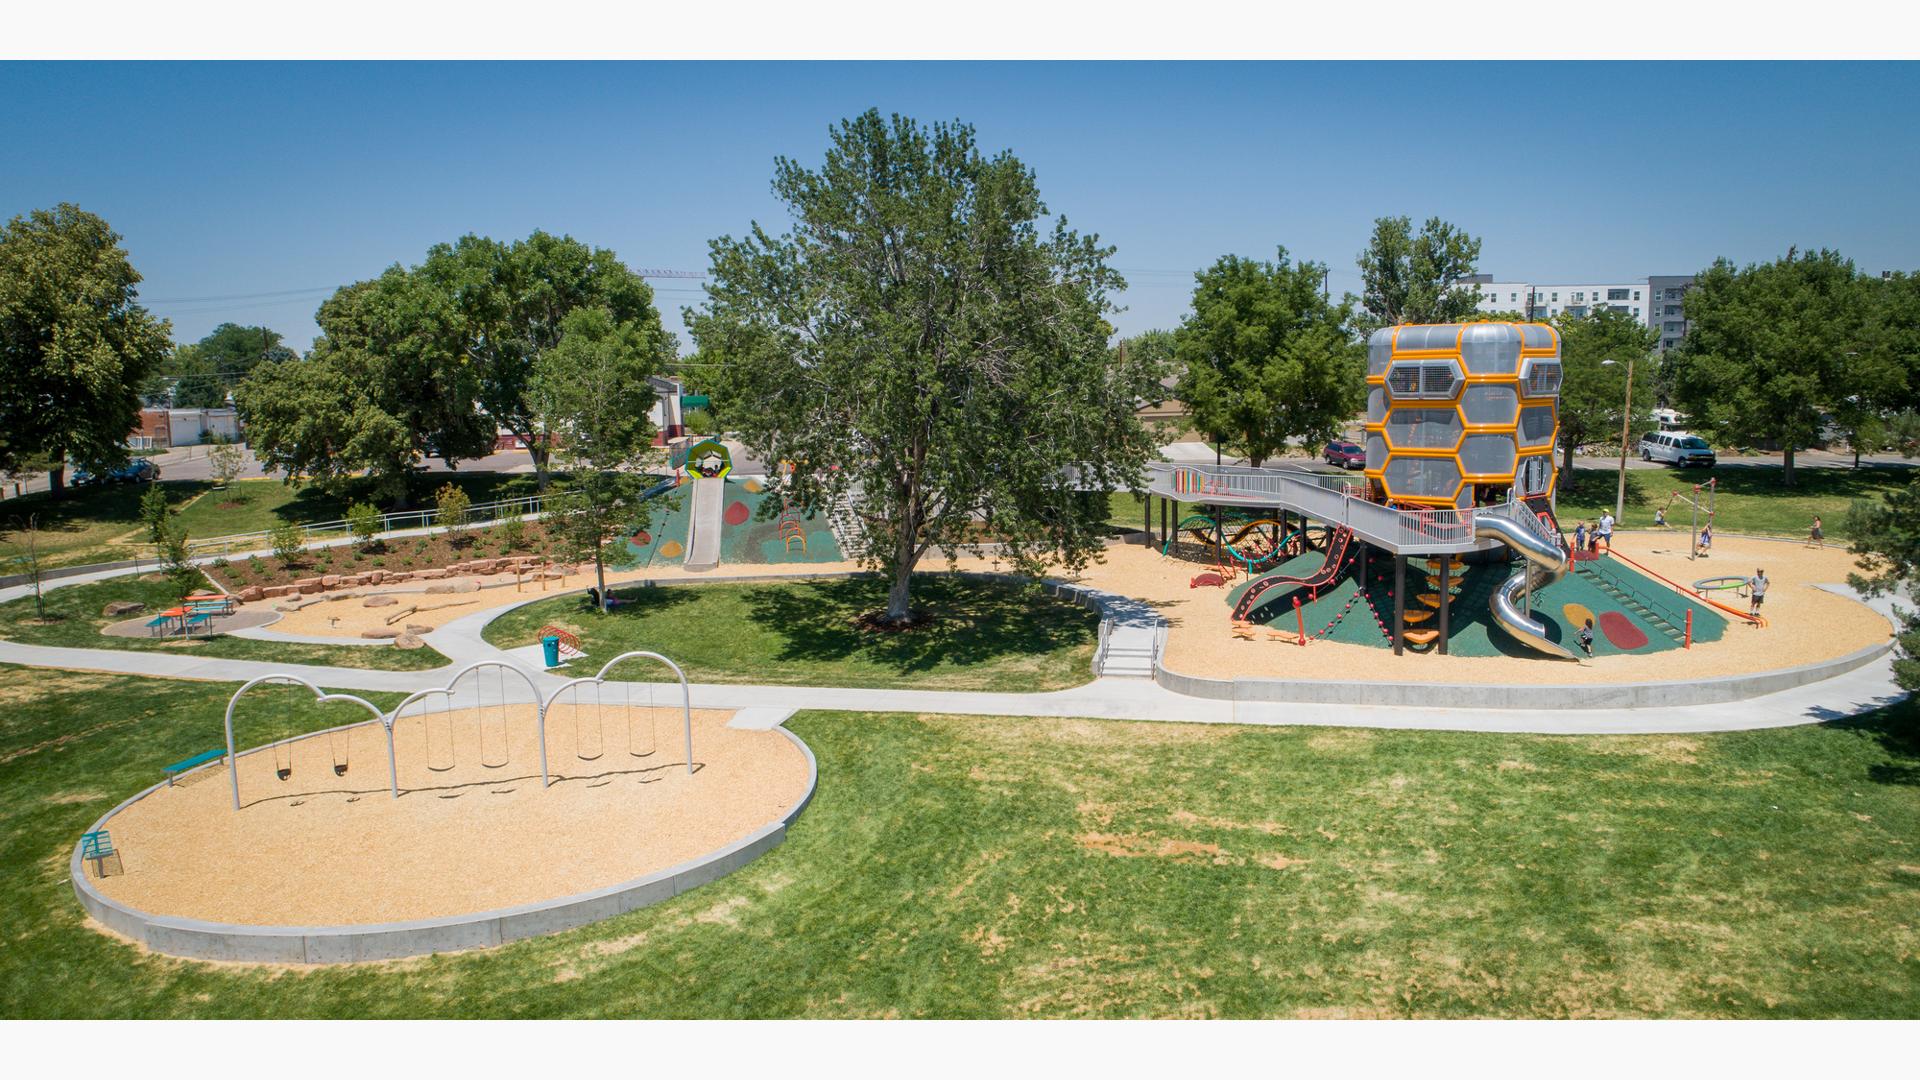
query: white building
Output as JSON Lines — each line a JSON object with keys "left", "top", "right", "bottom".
{"left": 1467, "top": 278, "right": 1648, "bottom": 324}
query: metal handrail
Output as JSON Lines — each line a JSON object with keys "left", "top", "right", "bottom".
{"left": 1576, "top": 554, "right": 1690, "bottom": 635}
{"left": 182, "top": 493, "right": 550, "bottom": 558}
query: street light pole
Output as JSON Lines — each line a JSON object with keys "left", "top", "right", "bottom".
{"left": 1603, "top": 356, "right": 1635, "bottom": 523}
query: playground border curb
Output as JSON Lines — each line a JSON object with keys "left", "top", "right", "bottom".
{"left": 1153, "top": 638, "right": 1894, "bottom": 710}
{"left": 71, "top": 725, "right": 818, "bottom": 964}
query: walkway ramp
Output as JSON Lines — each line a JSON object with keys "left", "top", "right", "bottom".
{"left": 683, "top": 477, "right": 724, "bottom": 572}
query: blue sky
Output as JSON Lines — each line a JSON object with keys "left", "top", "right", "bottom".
{"left": 2, "top": 61, "right": 1915, "bottom": 351}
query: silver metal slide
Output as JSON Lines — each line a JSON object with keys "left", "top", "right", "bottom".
{"left": 683, "top": 477, "right": 724, "bottom": 572}
{"left": 1471, "top": 507, "right": 1576, "bottom": 660}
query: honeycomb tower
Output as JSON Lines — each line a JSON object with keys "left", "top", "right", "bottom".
{"left": 1363, "top": 322, "right": 1560, "bottom": 508}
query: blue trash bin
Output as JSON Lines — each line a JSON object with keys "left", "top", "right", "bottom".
{"left": 541, "top": 635, "right": 561, "bottom": 667}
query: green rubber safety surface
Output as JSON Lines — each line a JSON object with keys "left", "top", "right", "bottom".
{"left": 1223, "top": 546, "right": 1729, "bottom": 658}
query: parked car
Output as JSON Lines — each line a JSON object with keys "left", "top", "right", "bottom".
{"left": 1323, "top": 441, "right": 1366, "bottom": 469}
{"left": 1639, "top": 431, "right": 1716, "bottom": 468}
{"left": 70, "top": 459, "right": 160, "bottom": 486}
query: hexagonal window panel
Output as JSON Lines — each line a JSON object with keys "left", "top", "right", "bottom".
{"left": 1384, "top": 408, "right": 1463, "bottom": 450}
{"left": 1520, "top": 357, "right": 1562, "bottom": 399}
{"left": 1518, "top": 405, "right": 1557, "bottom": 447}
{"left": 1459, "top": 433, "right": 1518, "bottom": 478}
{"left": 1460, "top": 383, "right": 1519, "bottom": 427}
{"left": 1517, "top": 453, "right": 1555, "bottom": 497}
{"left": 1365, "top": 433, "right": 1387, "bottom": 469}
{"left": 1381, "top": 455, "right": 1462, "bottom": 503}
{"left": 1384, "top": 359, "right": 1464, "bottom": 401}
{"left": 1366, "top": 386, "right": 1388, "bottom": 423}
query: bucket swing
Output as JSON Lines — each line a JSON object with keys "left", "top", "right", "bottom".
{"left": 627, "top": 676, "right": 658, "bottom": 759}
{"left": 273, "top": 710, "right": 294, "bottom": 781}
{"left": 576, "top": 681, "right": 606, "bottom": 761}
{"left": 329, "top": 725, "right": 349, "bottom": 777}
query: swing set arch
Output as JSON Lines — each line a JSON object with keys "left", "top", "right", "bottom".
{"left": 385, "top": 660, "right": 551, "bottom": 789}
{"left": 223, "top": 675, "right": 393, "bottom": 811}
{"left": 541, "top": 651, "right": 696, "bottom": 780}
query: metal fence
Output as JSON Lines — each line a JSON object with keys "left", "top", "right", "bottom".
{"left": 183, "top": 494, "right": 550, "bottom": 558}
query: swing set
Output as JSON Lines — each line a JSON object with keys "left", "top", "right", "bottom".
{"left": 220, "top": 653, "right": 696, "bottom": 812}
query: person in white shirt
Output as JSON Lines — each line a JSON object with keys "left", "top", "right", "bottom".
{"left": 1598, "top": 511, "right": 1615, "bottom": 553}
{"left": 1748, "top": 569, "right": 1768, "bottom": 617}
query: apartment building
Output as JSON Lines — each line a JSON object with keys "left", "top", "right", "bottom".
{"left": 1463, "top": 274, "right": 1695, "bottom": 352}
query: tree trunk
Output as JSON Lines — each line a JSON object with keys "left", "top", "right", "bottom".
{"left": 47, "top": 464, "right": 65, "bottom": 500}
{"left": 595, "top": 546, "right": 608, "bottom": 613}
{"left": 529, "top": 440, "right": 551, "bottom": 491}
{"left": 1782, "top": 444, "right": 1796, "bottom": 488}
{"left": 885, "top": 556, "right": 915, "bottom": 624}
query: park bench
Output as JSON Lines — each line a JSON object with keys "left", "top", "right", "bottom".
{"left": 164, "top": 747, "right": 227, "bottom": 786}
{"left": 80, "top": 829, "right": 119, "bottom": 878}
{"left": 145, "top": 614, "right": 178, "bottom": 636}
{"left": 182, "top": 611, "right": 213, "bottom": 635}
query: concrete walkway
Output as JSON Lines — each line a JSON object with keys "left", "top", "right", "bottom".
{"left": 2, "top": 548, "right": 1907, "bottom": 736}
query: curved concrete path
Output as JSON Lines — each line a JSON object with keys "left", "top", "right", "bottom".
{"left": 2, "top": 558, "right": 1907, "bottom": 736}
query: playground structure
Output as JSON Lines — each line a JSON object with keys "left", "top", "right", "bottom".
{"left": 1147, "top": 322, "right": 1583, "bottom": 659}
{"left": 1659, "top": 478, "right": 1719, "bottom": 558}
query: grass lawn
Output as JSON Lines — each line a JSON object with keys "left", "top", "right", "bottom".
{"left": 0, "top": 573, "right": 450, "bottom": 672}
{"left": 0, "top": 472, "right": 543, "bottom": 571}
{"left": 3, "top": 667, "right": 1916, "bottom": 1018}
{"left": 484, "top": 574, "right": 1099, "bottom": 692}
{"left": 1555, "top": 463, "right": 1916, "bottom": 539}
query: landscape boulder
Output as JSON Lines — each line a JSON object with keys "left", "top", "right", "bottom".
{"left": 363, "top": 595, "right": 399, "bottom": 608}
{"left": 424, "top": 583, "right": 456, "bottom": 595}
{"left": 102, "top": 600, "right": 146, "bottom": 618}
{"left": 236, "top": 586, "right": 264, "bottom": 603}
{"left": 404, "top": 624, "right": 434, "bottom": 636}
{"left": 360, "top": 628, "right": 401, "bottom": 640}
{"left": 393, "top": 633, "right": 425, "bottom": 650}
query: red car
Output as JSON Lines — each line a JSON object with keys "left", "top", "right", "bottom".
{"left": 1323, "top": 441, "right": 1366, "bottom": 469}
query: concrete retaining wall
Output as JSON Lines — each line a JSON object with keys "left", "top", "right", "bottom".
{"left": 72, "top": 727, "right": 818, "bottom": 964}
{"left": 1155, "top": 639, "right": 1893, "bottom": 709}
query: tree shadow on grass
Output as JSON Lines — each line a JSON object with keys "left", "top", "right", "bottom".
{"left": 1826, "top": 696, "right": 1920, "bottom": 787}
{"left": 742, "top": 575, "right": 1098, "bottom": 678}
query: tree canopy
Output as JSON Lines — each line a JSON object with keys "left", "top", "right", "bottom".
{"left": 0, "top": 204, "right": 172, "bottom": 495}
{"left": 1352, "top": 215, "right": 1484, "bottom": 335}
{"left": 413, "top": 231, "right": 670, "bottom": 486}
{"left": 1173, "top": 249, "right": 1363, "bottom": 467}
{"left": 690, "top": 110, "right": 1164, "bottom": 623}
{"left": 1553, "top": 306, "right": 1659, "bottom": 477}
{"left": 1666, "top": 249, "right": 1890, "bottom": 485}
{"left": 159, "top": 323, "right": 295, "bottom": 409}
{"left": 235, "top": 272, "right": 495, "bottom": 504}
{"left": 1845, "top": 475, "right": 1920, "bottom": 691}
{"left": 531, "top": 307, "right": 668, "bottom": 609}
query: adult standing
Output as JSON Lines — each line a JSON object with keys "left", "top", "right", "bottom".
{"left": 1598, "top": 511, "right": 1615, "bottom": 553}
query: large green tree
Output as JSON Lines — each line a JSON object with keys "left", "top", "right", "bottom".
{"left": 1846, "top": 477, "right": 1920, "bottom": 691}
{"left": 235, "top": 273, "right": 494, "bottom": 504}
{"left": 0, "top": 204, "right": 172, "bottom": 496}
{"left": 1553, "top": 306, "right": 1659, "bottom": 479}
{"left": 1667, "top": 249, "right": 1887, "bottom": 486}
{"left": 414, "top": 232, "right": 668, "bottom": 488}
{"left": 530, "top": 307, "right": 670, "bottom": 610}
{"left": 690, "top": 110, "right": 1163, "bottom": 624}
{"left": 1352, "top": 215, "right": 1484, "bottom": 335}
{"left": 161, "top": 323, "right": 295, "bottom": 408}
{"left": 1173, "top": 249, "right": 1364, "bottom": 467}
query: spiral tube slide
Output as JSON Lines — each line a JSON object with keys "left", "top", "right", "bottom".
{"left": 1471, "top": 509, "right": 1577, "bottom": 660}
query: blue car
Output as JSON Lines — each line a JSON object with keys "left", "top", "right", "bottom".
{"left": 71, "top": 459, "right": 160, "bottom": 486}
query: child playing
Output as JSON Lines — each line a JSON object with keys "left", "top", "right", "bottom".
{"left": 1698, "top": 523, "right": 1713, "bottom": 556}
{"left": 1574, "top": 521, "right": 1588, "bottom": 554}
{"left": 1748, "top": 568, "right": 1769, "bottom": 618}
{"left": 1808, "top": 515, "right": 1824, "bottom": 549}
{"left": 1654, "top": 506, "right": 1667, "bottom": 528}
{"left": 1578, "top": 618, "right": 1595, "bottom": 658}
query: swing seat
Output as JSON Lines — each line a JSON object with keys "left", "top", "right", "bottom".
{"left": 275, "top": 767, "right": 291, "bottom": 781}
{"left": 333, "top": 763, "right": 348, "bottom": 777}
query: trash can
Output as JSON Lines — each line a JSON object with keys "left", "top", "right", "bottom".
{"left": 541, "top": 635, "right": 561, "bottom": 668}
